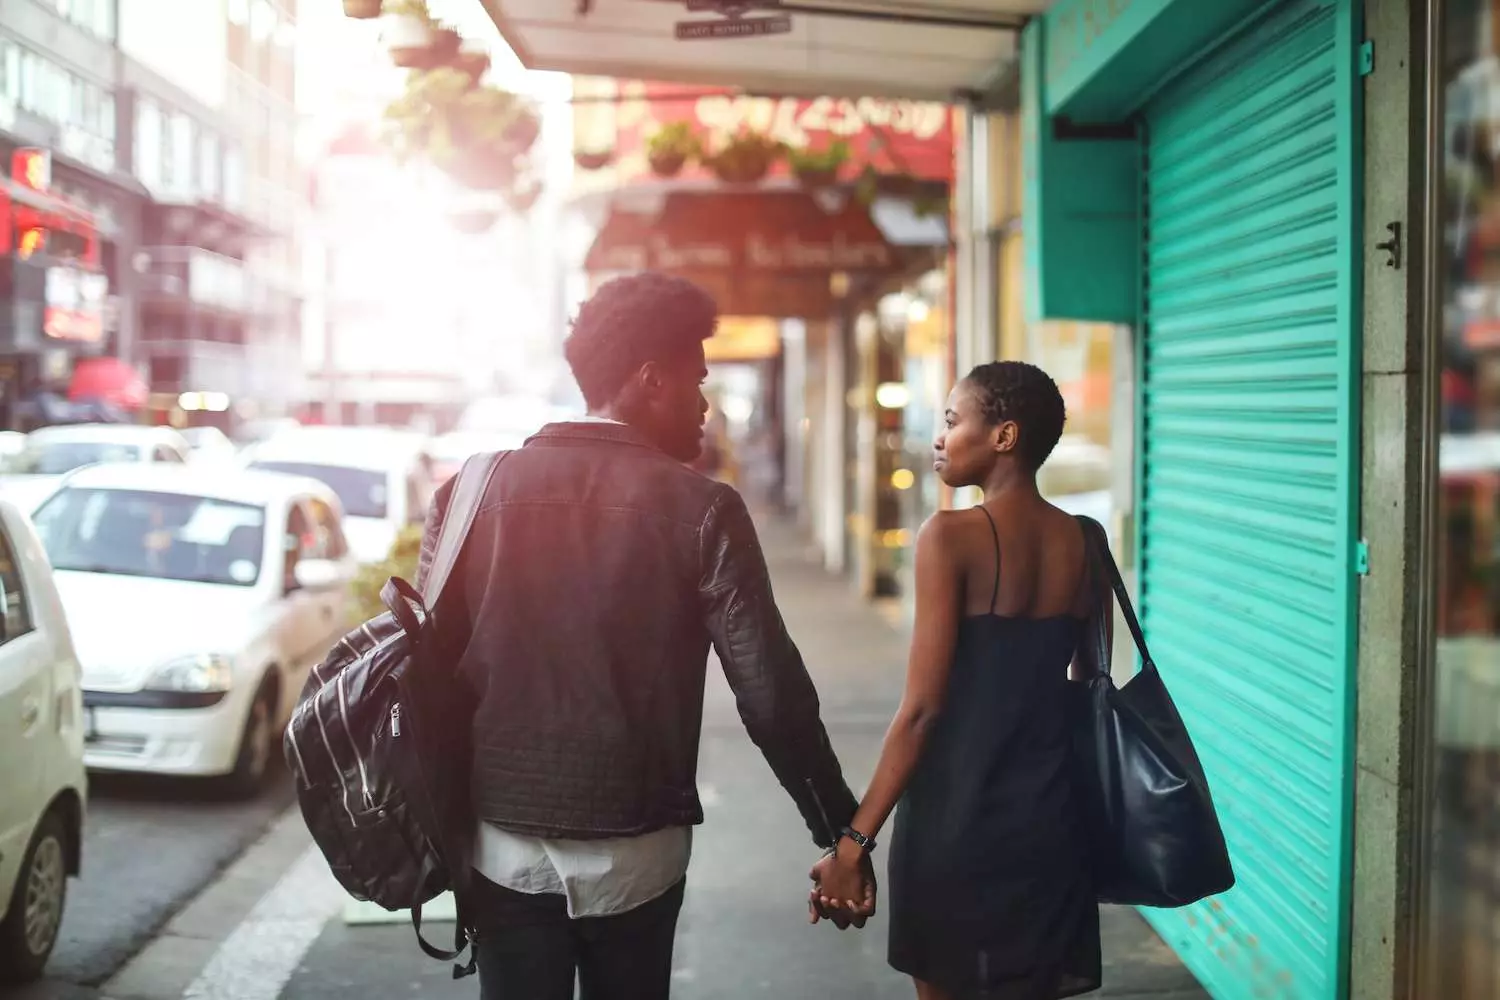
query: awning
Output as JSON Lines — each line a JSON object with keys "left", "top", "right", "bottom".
{"left": 68, "top": 357, "right": 149, "bottom": 410}
{"left": 585, "top": 186, "right": 902, "bottom": 317}
{"left": 481, "top": 1, "right": 1043, "bottom": 102}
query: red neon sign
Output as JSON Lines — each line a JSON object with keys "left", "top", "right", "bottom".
{"left": 12, "top": 148, "right": 50, "bottom": 192}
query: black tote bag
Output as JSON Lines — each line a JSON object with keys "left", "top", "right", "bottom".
{"left": 1070, "top": 516, "right": 1235, "bottom": 908}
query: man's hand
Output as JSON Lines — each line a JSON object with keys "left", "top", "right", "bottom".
{"left": 807, "top": 846, "right": 876, "bottom": 929}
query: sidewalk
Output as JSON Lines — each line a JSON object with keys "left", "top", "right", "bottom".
{"left": 106, "top": 513, "right": 1207, "bottom": 1000}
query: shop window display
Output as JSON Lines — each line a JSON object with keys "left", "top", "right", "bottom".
{"left": 1427, "top": 2, "right": 1500, "bottom": 994}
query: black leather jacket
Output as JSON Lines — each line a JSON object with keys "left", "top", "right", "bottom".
{"left": 417, "top": 421, "right": 857, "bottom": 846}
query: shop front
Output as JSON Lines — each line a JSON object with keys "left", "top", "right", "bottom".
{"left": 0, "top": 147, "right": 115, "bottom": 428}
{"left": 1021, "top": 1, "right": 1365, "bottom": 997}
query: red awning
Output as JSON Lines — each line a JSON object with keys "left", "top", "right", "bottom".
{"left": 69, "top": 357, "right": 149, "bottom": 410}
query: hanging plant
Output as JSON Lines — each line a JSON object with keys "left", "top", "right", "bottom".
{"left": 787, "top": 139, "right": 851, "bottom": 189}
{"left": 381, "top": 0, "right": 438, "bottom": 67}
{"left": 704, "top": 129, "right": 783, "bottom": 186}
{"left": 382, "top": 69, "right": 541, "bottom": 194}
{"left": 506, "top": 179, "right": 543, "bottom": 214}
{"left": 453, "top": 41, "right": 490, "bottom": 84}
{"left": 646, "top": 121, "right": 702, "bottom": 179}
{"left": 449, "top": 208, "right": 500, "bottom": 234}
{"left": 429, "top": 25, "right": 462, "bottom": 62}
{"left": 574, "top": 147, "right": 614, "bottom": 171}
{"left": 343, "top": 0, "right": 382, "bottom": 17}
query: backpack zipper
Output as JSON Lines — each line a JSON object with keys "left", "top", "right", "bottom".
{"left": 390, "top": 703, "right": 402, "bottom": 738}
{"left": 337, "top": 671, "right": 375, "bottom": 810}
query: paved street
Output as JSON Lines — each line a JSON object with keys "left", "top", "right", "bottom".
{"left": 11, "top": 513, "right": 1207, "bottom": 1000}
{"left": 9, "top": 768, "right": 295, "bottom": 999}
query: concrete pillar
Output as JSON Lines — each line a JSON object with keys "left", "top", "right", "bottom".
{"left": 1350, "top": 1, "right": 1432, "bottom": 997}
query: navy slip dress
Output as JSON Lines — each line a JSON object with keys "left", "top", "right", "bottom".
{"left": 887, "top": 507, "right": 1101, "bottom": 1000}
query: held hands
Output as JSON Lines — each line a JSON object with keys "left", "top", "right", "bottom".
{"left": 807, "top": 841, "right": 877, "bottom": 930}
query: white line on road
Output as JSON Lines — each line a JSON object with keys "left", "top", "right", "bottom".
{"left": 181, "top": 847, "right": 345, "bottom": 1000}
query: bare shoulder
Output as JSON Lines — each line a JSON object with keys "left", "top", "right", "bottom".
{"left": 917, "top": 508, "right": 985, "bottom": 559}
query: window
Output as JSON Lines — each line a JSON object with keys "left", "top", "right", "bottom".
{"left": 304, "top": 498, "right": 348, "bottom": 559}
{"left": 223, "top": 145, "right": 246, "bottom": 210}
{"left": 199, "top": 133, "right": 221, "bottom": 199}
{"left": 135, "top": 100, "right": 162, "bottom": 187}
{"left": 283, "top": 504, "right": 310, "bottom": 590}
{"left": 0, "top": 42, "right": 18, "bottom": 104}
{"left": 33, "top": 489, "right": 266, "bottom": 588}
{"left": 0, "top": 527, "right": 34, "bottom": 642}
{"left": 250, "top": 462, "right": 388, "bottom": 519}
{"left": 152, "top": 445, "right": 186, "bottom": 464}
{"left": 100, "top": 91, "right": 115, "bottom": 142}
{"left": 168, "top": 114, "right": 195, "bottom": 193}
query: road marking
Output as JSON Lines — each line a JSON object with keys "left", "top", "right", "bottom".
{"left": 181, "top": 847, "right": 345, "bottom": 1000}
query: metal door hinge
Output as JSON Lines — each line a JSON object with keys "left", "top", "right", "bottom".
{"left": 1376, "top": 221, "right": 1402, "bottom": 269}
{"left": 1359, "top": 40, "right": 1374, "bottom": 76}
{"left": 1354, "top": 540, "right": 1370, "bottom": 576}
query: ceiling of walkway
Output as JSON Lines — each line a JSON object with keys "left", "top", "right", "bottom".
{"left": 480, "top": 1, "right": 1054, "bottom": 102}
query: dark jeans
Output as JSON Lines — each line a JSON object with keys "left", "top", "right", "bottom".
{"left": 472, "top": 873, "right": 686, "bottom": 1000}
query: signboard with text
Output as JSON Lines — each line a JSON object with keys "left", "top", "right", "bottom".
{"left": 571, "top": 77, "right": 953, "bottom": 194}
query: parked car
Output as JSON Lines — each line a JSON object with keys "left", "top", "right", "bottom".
{"left": 423, "top": 429, "right": 529, "bottom": 486}
{"left": 179, "top": 426, "right": 240, "bottom": 465}
{"left": 0, "top": 497, "right": 85, "bottom": 983}
{"left": 30, "top": 464, "right": 356, "bottom": 795}
{"left": 0, "top": 424, "right": 192, "bottom": 514}
{"left": 243, "top": 430, "right": 434, "bottom": 564}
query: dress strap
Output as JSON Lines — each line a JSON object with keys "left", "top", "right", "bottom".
{"left": 977, "top": 505, "right": 1001, "bottom": 614}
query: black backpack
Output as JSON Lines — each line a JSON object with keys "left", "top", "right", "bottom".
{"left": 284, "top": 452, "right": 503, "bottom": 978}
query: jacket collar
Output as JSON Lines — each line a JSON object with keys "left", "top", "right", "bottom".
{"left": 527, "top": 420, "right": 665, "bottom": 453}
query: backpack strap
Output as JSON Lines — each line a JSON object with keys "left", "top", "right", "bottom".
{"left": 421, "top": 451, "right": 508, "bottom": 605}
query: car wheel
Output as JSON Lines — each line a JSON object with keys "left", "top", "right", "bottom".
{"left": 0, "top": 810, "right": 68, "bottom": 984}
{"left": 223, "top": 686, "right": 275, "bottom": 799}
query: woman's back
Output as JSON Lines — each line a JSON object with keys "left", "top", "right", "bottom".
{"left": 887, "top": 501, "right": 1101, "bottom": 999}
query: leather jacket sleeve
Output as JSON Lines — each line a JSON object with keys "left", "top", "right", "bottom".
{"left": 698, "top": 486, "right": 858, "bottom": 848}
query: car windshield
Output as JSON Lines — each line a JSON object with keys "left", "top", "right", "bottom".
{"left": 1, "top": 440, "right": 142, "bottom": 475}
{"left": 33, "top": 488, "right": 266, "bottom": 586}
{"left": 250, "top": 461, "right": 388, "bottom": 519}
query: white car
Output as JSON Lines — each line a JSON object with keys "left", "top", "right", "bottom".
{"left": 244, "top": 430, "right": 433, "bottom": 564}
{"left": 0, "top": 498, "right": 85, "bottom": 983}
{"left": 30, "top": 465, "right": 356, "bottom": 795}
{"left": 179, "top": 426, "right": 240, "bottom": 465}
{"left": 0, "top": 424, "right": 193, "bottom": 514}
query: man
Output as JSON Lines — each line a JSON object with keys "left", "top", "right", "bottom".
{"left": 417, "top": 273, "right": 870, "bottom": 999}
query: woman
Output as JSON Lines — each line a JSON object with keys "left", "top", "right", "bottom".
{"left": 812, "top": 361, "right": 1102, "bottom": 1000}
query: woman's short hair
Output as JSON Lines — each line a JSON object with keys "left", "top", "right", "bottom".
{"left": 964, "top": 361, "right": 1067, "bottom": 470}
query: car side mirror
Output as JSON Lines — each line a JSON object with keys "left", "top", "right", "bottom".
{"left": 293, "top": 558, "right": 341, "bottom": 592}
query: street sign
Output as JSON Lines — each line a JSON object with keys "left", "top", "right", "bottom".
{"left": 675, "top": 14, "right": 791, "bottom": 39}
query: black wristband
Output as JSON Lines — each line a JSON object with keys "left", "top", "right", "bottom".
{"left": 839, "top": 825, "right": 876, "bottom": 854}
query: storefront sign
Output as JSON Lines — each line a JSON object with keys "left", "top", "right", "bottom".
{"left": 675, "top": 15, "right": 791, "bottom": 40}
{"left": 43, "top": 265, "right": 107, "bottom": 343}
{"left": 571, "top": 78, "right": 953, "bottom": 190}
{"left": 586, "top": 190, "right": 898, "bottom": 279}
{"left": 13, "top": 148, "right": 51, "bottom": 193}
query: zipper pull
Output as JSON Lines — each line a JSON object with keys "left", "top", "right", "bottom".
{"left": 390, "top": 703, "right": 402, "bottom": 738}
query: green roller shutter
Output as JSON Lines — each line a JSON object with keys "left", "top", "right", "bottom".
{"left": 1136, "top": 0, "right": 1360, "bottom": 997}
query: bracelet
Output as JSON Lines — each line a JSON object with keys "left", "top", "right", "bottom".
{"left": 839, "top": 825, "right": 877, "bottom": 855}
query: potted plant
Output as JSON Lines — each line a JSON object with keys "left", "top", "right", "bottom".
{"left": 506, "top": 179, "right": 543, "bottom": 214}
{"left": 343, "top": 0, "right": 382, "bottom": 17}
{"left": 574, "top": 147, "right": 615, "bottom": 171}
{"left": 381, "top": 0, "right": 437, "bottom": 66}
{"left": 448, "top": 208, "right": 500, "bottom": 234}
{"left": 787, "top": 139, "right": 851, "bottom": 188}
{"left": 429, "top": 23, "right": 462, "bottom": 63}
{"left": 704, "top": 129, "right": 783, "bottom": 185}
{"left": 646, "top": 121, "right": 701, "bottom": 178}
{"left": 380, "top": 67, "right": 472, "bottom": 161}
{"left": 454, "top": 40, "right": 490, "bottom": 83}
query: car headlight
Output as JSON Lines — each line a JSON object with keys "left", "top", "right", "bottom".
{"left": 145, "top": 654, "right": 236, "bottom": 693}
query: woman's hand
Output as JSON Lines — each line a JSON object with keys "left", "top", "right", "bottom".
{"left": 808, "top": 843, "right": 876, "bottom": 927}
